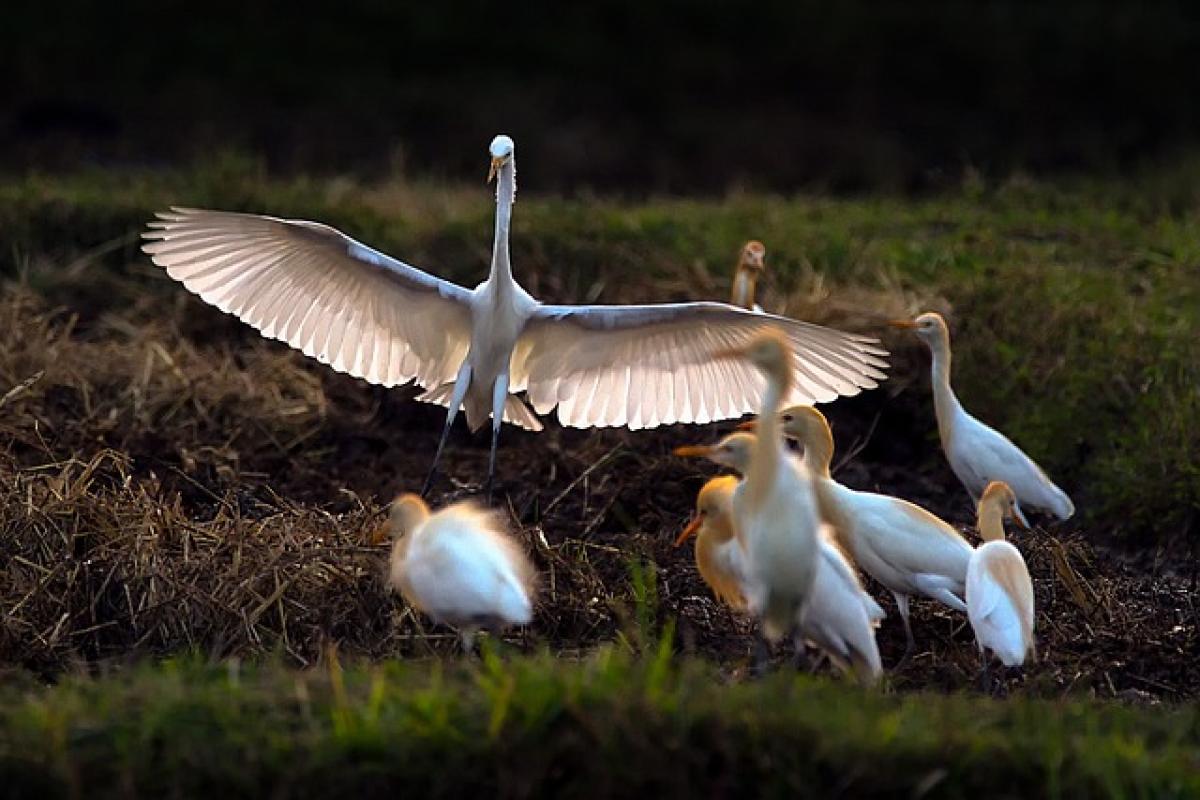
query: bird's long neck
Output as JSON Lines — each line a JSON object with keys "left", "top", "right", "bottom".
{"left": 928, "top": 332, "right": 962, "bottom": 441}
{"left": 977, "top": 499, "right": 1007, "bottom": 543}
{"left": 801, "top": 421, "right": 835, "bottom": 480}
{"left": 746, "top": 366, "right": 789, "bottom": 502}
{"left": 731, "top": 267, "right": 758, "bottom": 310}
{"left": 487, "top": 158, "right": 517, "bottom": 293}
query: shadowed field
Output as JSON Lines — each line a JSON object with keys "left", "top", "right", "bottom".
{"left": 1, "top": 168, "right": 1198, "bottom": 795}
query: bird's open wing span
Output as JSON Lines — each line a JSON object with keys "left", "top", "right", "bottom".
{"left": 142, "top": 207, "right": 473, "bottom": 390}
{"left": 511, "top": 302, "right": 888, "bottom": 429}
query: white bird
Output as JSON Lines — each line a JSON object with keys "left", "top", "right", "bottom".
{"left": 714, "top": 332, "right": 821, "bottom": 647}
{"left": 730, "top": 240, "right": 767, "bottom": 312}
{"left": 967, "top": 481, "right": 1036, "bottom": 673}
{"left": 380, "top": 492, "right": 535, "bottom": 651}
{"left": 142, "top": 135, "right": 888, "bottom": 500}
{"left": 675, "top": 445, "right": 884, "bottom": 683}
{"left": 892, "top": 312, "right": 1073, "bottom": 524}
{"left": 772, "top": 405, "right": 974, "bottom": 664}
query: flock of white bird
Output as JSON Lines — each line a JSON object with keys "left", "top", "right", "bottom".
{"left": 142, "top": 134, "right": 1073, "bottom": 686}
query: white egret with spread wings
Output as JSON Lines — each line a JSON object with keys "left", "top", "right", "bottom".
{"left": 143, "top": 135, "right": 887, "bottom": 498}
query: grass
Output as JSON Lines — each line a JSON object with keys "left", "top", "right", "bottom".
{"left": 1, "top": 650, "right": 1199, "bottom": 799}
{"left": 3, "top": 161, "right": 1197, "bottom": 544}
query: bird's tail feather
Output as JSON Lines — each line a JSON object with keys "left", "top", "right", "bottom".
{"left": 415, "top": 383, "right": 544, "bottom": 432}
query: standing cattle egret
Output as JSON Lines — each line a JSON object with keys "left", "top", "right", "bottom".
{"left": 714, "top": 332, "right": 821, "bottom": 645}
{"left": 676, "top": 442, "right": 884, "bottom": 683}
{"left": 891, "top": 312, "right": 1073, "bottom": 523}
{"left": 674, "top": 475, "right": 752, "bottom": 610}
{"left": 382, "top": 492, "right": 535, "bottom": 651}
{"left": 773, "top": 405, "right": 973, "bottom": 664}
{"left": 142, "top": 135, "right": 887, "bottom": 501}
{"left": 968, "top": 481, "right": 1036, "bottom": 673}
{"left": 730, "top": 240, "right": 767, "bottom": 311}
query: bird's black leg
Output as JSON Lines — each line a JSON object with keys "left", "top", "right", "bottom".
{"left": 485, "top": 374, "right": 509, "bottom": 503}
{"left": 978, "top": 648, "right": 991, "bottom": 693}
{"left": 894, "top": 592, "right": 916, "bottom": 670}
{"left": 752, "top": 635, "right": 772, "bottom": 678}
{"left": 422, "top": 365, "right": 472, "bottom": 497}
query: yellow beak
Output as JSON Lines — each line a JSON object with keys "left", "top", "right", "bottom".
{"left": 674, "top": 514, "right": 704, "bottom": 547}
{"left": 736, "top": 420, "right": 757, "bottom": 432}
{"left": 673, "top": 444, "right": 714, "bottom": 458}
{"left": 888, "top": 319, "right": 918, "bottom": 330}
{"left": 488, "top": 156, "right": 503, "bottom": 184}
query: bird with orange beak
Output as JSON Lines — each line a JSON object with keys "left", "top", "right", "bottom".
{"left": 763, "top": 405, "right": 974, "bottom": 666}
{"left": 674, "top": 475, "right": 752, "bottom": 610}
{"left": 710, "top": 331, "right": 820, "bottom": 650}
{"left": 730, "top": 240, "right": 767, "bottom": 312}
{"left": 675, "top": 432, "right": 884, "bottom": 683}
{"left": 968, "top": 481, "right": 1036, "bottom": 681}
{"left": 891, "top": 312, "right": 1073, "bottom": 524}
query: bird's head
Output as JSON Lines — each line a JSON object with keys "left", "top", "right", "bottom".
{"left": 889, "top": 311, "right": 949, "bottom": 347}
{"left": 739, "top": 240, "right": 767, "bottom": 272}
{"left": 713, "top": 331, "right": 793, "bottom": 392}
{"left": 981, "top": 481, "right": 1026, "bottom": 529}
{"left": 675, "top": 475, "right": 738, "bottom": 547}
{"left": 388, "top": 492, "right": 431, "bottom": 539}
{"left": 488, "top": 135, "right": 516, "bottom": 183}
{"left": 673, "top": 431, "right": 755, "bottom": 473}
{"left": 777, "top": 405, "right": 830, "bottom": 445}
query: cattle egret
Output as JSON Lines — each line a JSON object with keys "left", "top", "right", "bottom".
{"left": 772, "top": 405, "right": 973, "bottom": 665}
{"left": 891, "top": 312, "right": 1073, "bottom": 523}
{"left": 967, "top": 481, "right": 1036, "bottom": 677}
{"left": 142, "top": 135, "right": 887, "bottom": 501}
{"left": 381, "top": 492, "right": 535, "bottom": 651}
{"left": 672, "top": 432, "right": 757, "bottom": 473}
{"left": 674, "top": 474, "right": 752, "bottom": 610}
{"left": 714, "top": 332, "right": 821, "bottom": 647}
{"left": 676, "top": 445, "right": 884, "bottom": 683}
{"left": 730, "top": 240, "right": 767, "bottom": 311}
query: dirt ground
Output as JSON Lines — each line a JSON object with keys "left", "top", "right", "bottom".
{"left": 1, "top": 290, "right": 1196, "bottom": 702}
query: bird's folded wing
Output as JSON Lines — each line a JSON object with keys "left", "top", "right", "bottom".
{"left": 142, "top": 207, "right": 473, "bottom": 390}
{"left": 511, "top": 302, "right": 888, "bottom": 429}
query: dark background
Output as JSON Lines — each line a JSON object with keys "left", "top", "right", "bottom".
{"left": 4, "top": 0, "right": 1199, "bottom": 193}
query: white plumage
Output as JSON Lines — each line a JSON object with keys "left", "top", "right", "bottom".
{"left": 894, "top": 312, "right": 1074, "bottom": 523}
{"left": 677, "top": 436, "right": 883, "bottom": 682}
{"left": 967, "top": 482, "right": 1036, "bottom": 667}
{"left": 143, "top": 134, "right": 888, "bottom": 495}
{"left": 720, "top": 333, "right": 822, "bottom": 643}
{"left": 383, "top": 493, "right": 535, "bottom": 650}
{"left": 776, "top": 405, "right": 973, "bottom": 662}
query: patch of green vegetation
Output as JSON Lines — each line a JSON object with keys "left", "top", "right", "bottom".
{"left": 0, "top": 654, "right": 1196, "bottom": 799}
{"left": 2, "top": 163, "right": 1197, "bottom": 543}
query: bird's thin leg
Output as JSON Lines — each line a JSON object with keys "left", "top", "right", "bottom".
{"left": 978, "top": 648, "right": 991, "bottom": 693}
{"left": 791, "top": 635, "right": 813, "bottom": 672}
{"left": 422, "top": 364, "right": 473, "bottom": 497}
{"left": 894, "top": 592, "right": 916, "bottom": 670}
{"left": 485, "top": 373, "right": 509, "bottom": 503}
{"left": 460, "top": 627, "right": 478, "bottom": 656}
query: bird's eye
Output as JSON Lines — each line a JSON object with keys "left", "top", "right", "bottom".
{"left": 782, "top": 414, "right": 793, "bottom": 423}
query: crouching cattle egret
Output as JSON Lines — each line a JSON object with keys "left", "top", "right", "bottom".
{"left": 770, "top": 405, "right": 973, "bottom": 665}
{"left": 892, "top": 312, "right": 1073, "bottom": 523}
{"left": 713, "top": 332, "right": 821, "bottom": 648}
{"left": 731, "top": 240, "right": 767, "bottom": 311}
{"left": 143, "top": 135, "right": 887, "bottom": 501}
{"left": 676, "top": 441, "right": 884, "bottom": 683}
{"left": 968, "top": 481, "right": 1036, "bottom": 676}
{"left": 382, "top": 493, "right": 535, "bottom": 651}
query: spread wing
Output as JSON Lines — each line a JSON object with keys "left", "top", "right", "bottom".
{"left": 142, "top": 207, "right": 473, "bottom": 390}
{"left": 510, "top": 302, "right": 888, "bottom": 429}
